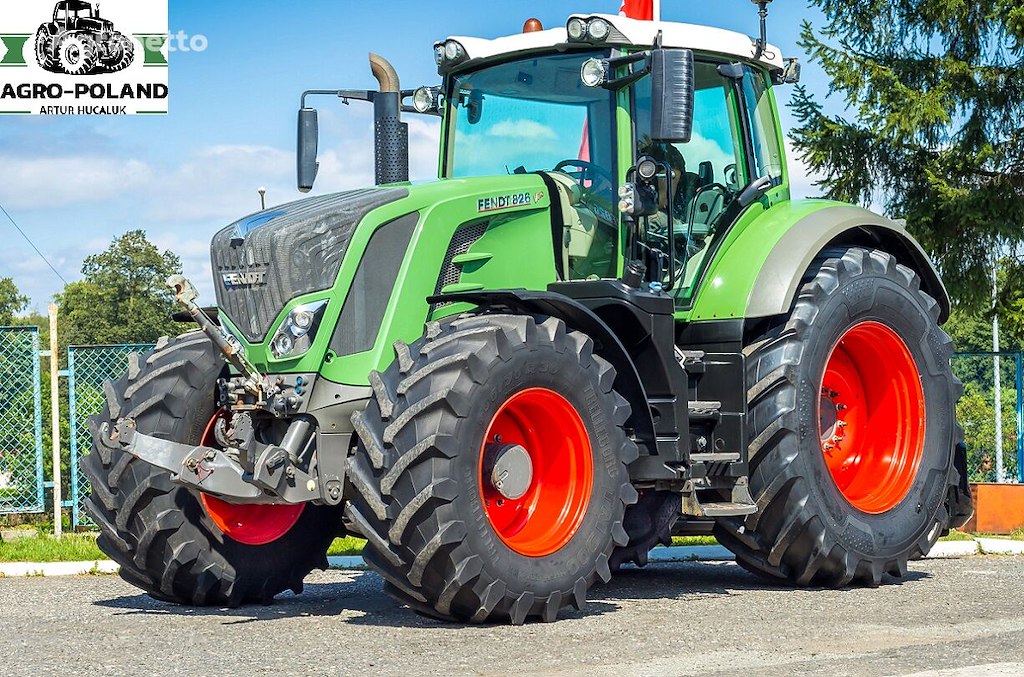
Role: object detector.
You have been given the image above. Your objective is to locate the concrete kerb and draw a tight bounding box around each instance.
[2,538,1018,577]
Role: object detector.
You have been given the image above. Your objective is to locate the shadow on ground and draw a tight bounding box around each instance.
[92,559,931,628]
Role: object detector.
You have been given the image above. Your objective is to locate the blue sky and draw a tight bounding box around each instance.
[0,0,830,311]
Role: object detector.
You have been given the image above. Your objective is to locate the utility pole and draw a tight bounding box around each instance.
[258,186,267,211]
[993,260,1004,482]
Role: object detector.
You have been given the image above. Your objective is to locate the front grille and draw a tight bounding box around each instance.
[211,187,408,342]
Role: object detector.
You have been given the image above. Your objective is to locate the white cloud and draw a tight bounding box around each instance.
[0,155,152,209]
[486,120,558,140]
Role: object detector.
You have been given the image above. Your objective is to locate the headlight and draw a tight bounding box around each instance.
[269,300,328,360]
[567,18,587,41]
[566,16,616,43]
[412,86,440,113]
[580,58,609,87]
[444,40,463,60]
[436,40,468,74]
[587,18,610,41]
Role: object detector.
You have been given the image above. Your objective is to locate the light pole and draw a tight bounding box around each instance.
[258,186,267,211]
[993,258,1004,482]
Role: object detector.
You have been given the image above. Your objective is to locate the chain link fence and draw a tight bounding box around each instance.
[952,352,1023,484]
[0,327,44,514]
[68,344,154,527]
[4,332,1024,525]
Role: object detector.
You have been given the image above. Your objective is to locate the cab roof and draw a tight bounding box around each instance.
[58,1,94,10]
[442,13,785,73]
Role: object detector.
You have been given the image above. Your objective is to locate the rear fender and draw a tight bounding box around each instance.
[690,202,950,324]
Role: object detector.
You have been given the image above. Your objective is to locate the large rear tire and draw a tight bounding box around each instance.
[714,247,964,586]
[348,314,639,624]
[83,333,342,606]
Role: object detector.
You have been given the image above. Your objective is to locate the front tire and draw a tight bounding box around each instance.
[715,247,962,586]
[348,315,639,624]
[56,33,98,75]
[83,333,342,606]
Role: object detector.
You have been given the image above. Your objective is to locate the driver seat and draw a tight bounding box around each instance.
[544,171,599,275]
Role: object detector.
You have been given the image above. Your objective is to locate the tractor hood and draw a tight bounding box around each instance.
[211,187,408,342]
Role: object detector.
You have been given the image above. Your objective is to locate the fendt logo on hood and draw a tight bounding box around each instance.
[0,0,168,115]
[222,271,267,289]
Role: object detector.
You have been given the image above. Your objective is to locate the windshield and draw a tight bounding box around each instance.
[446,51,620,280]
[447,52,616,180]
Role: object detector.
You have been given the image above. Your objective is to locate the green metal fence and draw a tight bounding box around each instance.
[68,344,154,527]
[3,331,1024,525]
[952,352,1024,484]
[0,327,44,514]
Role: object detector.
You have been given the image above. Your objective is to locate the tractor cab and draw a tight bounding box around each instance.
[431,14,793,305]
[53,1,103,28]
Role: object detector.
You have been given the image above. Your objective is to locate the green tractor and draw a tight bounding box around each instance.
[85,6,972,624]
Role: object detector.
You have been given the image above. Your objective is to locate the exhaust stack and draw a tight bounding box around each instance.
[369,53,409,185]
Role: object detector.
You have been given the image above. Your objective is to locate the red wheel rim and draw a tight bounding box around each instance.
[198,412,305,546]
[819,321,926,514]
[479,388,594,557]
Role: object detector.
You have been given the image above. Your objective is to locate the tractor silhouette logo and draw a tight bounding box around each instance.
[35,1,135,75]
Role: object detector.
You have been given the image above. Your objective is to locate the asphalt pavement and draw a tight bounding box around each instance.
[1,556,1022,677]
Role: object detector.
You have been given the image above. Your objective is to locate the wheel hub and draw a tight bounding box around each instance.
[485,443,533,500]
[818,321,926,514]
[478,387,594,558]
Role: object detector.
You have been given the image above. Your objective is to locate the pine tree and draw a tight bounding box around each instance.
[791,0,1024,308]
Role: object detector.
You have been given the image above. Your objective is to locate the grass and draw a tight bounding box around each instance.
[670,535,719,547]
[0,533,104,563]
[328,535,367,556]
[325,535,720,556]
[0,528,1017,564]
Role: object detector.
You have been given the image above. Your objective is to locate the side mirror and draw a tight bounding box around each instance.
[781,58,801,84]
[466,90,483,125]
[297,107,319,193]
[650,48,695,144]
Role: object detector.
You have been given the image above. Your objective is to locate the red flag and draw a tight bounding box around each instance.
[578,118,590,163]
[619,0,653,20]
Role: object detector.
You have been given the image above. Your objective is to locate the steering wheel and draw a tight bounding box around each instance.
[552,159,615,192]
[552,159,616,222]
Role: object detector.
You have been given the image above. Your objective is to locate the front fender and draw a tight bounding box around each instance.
[428,288,660,451]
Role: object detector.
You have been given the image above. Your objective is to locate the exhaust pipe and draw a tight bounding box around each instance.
[369,53,409,185]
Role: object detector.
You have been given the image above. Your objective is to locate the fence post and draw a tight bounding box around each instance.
[48,304,62,539]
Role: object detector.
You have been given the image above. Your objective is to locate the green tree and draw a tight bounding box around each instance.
[0,277,28,325]
[791,1,1024,309]
[57,230,188,346]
